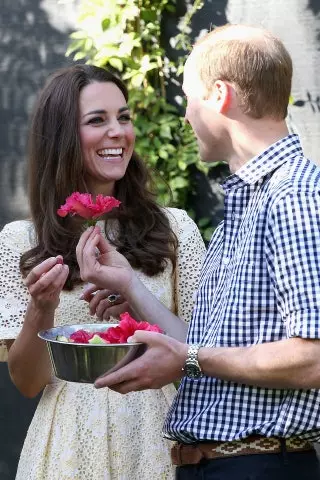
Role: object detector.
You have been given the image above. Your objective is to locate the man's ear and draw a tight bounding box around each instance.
[206,80,231,113]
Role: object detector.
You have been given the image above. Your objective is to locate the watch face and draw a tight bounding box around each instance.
[186,362,202,379]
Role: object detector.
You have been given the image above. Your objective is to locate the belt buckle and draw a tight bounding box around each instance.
[171,443,185,466]
[171,443,205,466]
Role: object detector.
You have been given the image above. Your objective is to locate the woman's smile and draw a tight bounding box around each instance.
[79,81,135,194]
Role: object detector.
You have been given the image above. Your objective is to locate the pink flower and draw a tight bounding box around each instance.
[99,326,127,344]
[66,313,163,344]
[69,329,94,344]
[135,321,163,333]
[103,312,163,344]
[57,192,121,220]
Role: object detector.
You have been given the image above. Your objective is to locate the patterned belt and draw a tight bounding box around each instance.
[171,435,314,466]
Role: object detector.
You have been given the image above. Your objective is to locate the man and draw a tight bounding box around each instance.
[77,24,320,479]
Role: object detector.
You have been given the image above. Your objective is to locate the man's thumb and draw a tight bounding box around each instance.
[128,330,161,345]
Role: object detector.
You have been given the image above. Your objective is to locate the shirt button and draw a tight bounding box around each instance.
[223,257,230,265]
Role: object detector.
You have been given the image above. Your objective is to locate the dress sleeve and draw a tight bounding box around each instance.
[168,209,206,323]
[0,221,31,360]
[265,190,320,338]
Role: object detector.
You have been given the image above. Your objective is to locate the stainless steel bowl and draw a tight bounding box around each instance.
[38,323,145,384]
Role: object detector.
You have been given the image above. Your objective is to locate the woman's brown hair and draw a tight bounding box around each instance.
[20,65,177,289]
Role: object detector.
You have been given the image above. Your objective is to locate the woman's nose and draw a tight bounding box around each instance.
[107,120,122,138]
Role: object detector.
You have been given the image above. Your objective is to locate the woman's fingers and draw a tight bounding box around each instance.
[76,226,95,256]
[87,291,126,319]
[80,283,99,301]
[24,257,60,287]
[77,230,103,282]
[88,289,111,315]
[28,264,69,296]
[76,226,98,267]
[97,234,114,255]
[100,302,130,320]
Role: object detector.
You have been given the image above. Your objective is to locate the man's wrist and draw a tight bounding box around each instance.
[182,344,203,379]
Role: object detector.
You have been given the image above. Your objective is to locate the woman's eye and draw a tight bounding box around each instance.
[119,114,131,123]
[88,116,104,124]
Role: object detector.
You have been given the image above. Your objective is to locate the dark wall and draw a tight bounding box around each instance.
[0,365,41,480]
[0,0,77,229]
[0,1,77,478]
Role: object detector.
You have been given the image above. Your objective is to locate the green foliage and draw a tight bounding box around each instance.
[66,0,215,239]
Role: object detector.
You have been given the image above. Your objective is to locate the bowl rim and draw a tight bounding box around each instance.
[38,323,143,347]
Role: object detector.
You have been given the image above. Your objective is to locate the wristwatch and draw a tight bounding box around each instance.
[183,344,203,379]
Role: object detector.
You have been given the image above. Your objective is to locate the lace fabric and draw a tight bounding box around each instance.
[0,208,206,480]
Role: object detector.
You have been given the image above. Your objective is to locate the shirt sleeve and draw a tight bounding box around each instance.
[265,190,320,338]
[0,222,31,354]
[168,209,206,323]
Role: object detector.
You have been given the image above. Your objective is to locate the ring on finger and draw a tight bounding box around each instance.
[107,293,121,304]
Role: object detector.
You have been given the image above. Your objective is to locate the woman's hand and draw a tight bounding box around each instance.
[80,284,131,320]
[77,226,188,341]
[76,226,135,296]
[24,256,69,312]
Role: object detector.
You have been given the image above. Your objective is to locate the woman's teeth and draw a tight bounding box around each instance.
[97,148,123,158]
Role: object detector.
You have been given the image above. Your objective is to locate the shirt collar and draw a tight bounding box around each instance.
[223,134,303,192]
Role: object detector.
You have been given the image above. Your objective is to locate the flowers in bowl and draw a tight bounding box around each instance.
[57,312,163,345]
[57,192,121,225]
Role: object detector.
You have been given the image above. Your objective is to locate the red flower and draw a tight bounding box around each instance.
[69,329,94,344]
[66,313,163,344]
[135,321,163,333]
[103,312,163,344]
[57,192,121,220]
[99,326,127,344]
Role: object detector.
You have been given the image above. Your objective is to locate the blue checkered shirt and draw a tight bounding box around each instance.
[164,134,320,443]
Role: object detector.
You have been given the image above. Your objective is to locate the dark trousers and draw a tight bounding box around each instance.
[175,450,320,480]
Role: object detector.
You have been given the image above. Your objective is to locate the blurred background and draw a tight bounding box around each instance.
[0,0,319,478]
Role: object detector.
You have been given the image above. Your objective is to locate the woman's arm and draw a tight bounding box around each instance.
[76,226,190,341]
[8,301,55,397]
[8,257,69,398]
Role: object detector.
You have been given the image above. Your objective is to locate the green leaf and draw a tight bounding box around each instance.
[169,177,189,189]
[69,30,87,39]
[108,57,123,71]
[102,18,111,31]
[203,227,214,242]
[73,51,88,61]
[159,124,172,139]
[198,217,211,228]
[158,148,169,160]
[65,39,86,57]
[131,72,145,87]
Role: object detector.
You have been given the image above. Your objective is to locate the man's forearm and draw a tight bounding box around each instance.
[198,337,320,389]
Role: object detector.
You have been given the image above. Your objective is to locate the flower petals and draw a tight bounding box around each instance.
[57,192,121,220]
[65,313,163,344]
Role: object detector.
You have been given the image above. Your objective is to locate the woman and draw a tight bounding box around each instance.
[0,65,206,479]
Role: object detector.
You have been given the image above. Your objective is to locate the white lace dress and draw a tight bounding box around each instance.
[0,208,206,480]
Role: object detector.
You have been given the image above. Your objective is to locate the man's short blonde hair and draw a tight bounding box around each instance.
[193,24,292,120]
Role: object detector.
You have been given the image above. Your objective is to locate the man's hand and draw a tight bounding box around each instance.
[94,331,189,393]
